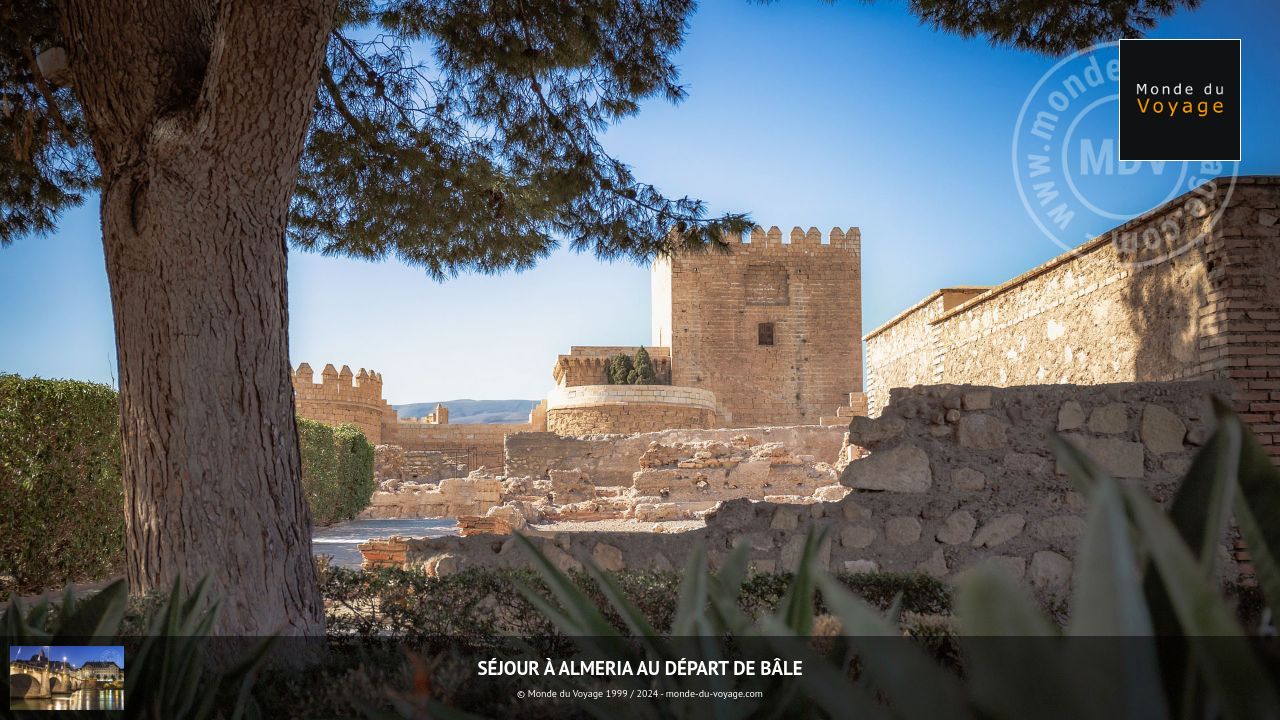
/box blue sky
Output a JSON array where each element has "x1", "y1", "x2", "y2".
[
  {"x1": 2, "y1": 0, "x2": 1277, "y2": 403},
  {"x1": 9, "y1": 645, "x2": 124, "y2": 669}
]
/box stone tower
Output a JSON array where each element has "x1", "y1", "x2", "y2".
[{"x1": 651, "y1": 226, "x2": 863, "y2": 427}]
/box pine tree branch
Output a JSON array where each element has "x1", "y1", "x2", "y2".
[
  {"x1": 320, "y1": 62, "x2": 388, "y2": 153},
  {"x1": 20, "y1": 42, "x2": 75, "y2": 148}
]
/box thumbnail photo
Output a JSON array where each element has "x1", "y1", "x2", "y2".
[{"x1": 8, "y1": 646, "x2": 124, "y2": 711}]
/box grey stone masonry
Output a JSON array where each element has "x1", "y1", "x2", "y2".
[{"x1": 397, "y1": 381, "x2": 1233, "y2": 602}]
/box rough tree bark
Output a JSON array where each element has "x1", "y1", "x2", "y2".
[{"x1": 62, "y1": 1, "x2": 337, "y2": 635}]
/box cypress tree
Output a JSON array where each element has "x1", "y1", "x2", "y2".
[
  {"x1": 629, "y1": 346, "x2": 657, "y2": 385},
  {"x1": 608, "y1": 353, "x2": 634, "y2": 385}
]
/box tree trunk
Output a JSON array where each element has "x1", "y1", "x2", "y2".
[{"x1": 63, "y1": 1, "x2": 337, "y2": 635}]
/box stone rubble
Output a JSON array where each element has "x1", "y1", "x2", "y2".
[{"x1": 359, "y1": 431, "x2": 860, "y2": 529}]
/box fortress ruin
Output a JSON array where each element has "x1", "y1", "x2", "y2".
[
  {"x1": 865, "y1": 176, "x2": 1280, "y2": 458},
  {"x1": 300, "y1": 176, "x2": 1278, "y2": 599},
  {"x1": 293, "y1": 224, "x2": 869, "y2": 471}
]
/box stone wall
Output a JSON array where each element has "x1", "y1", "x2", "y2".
[
  {"x1": 652, "y1": 226, "x2": 862, "y2": 427},
  {"x1": 395, "y1": 381, "x2": 1232, "y2": 600},
  {"x1": 360, "y1": 475, "x2": 502, "y2": 519},
  {"x1": 383, "y1": 421, "x2": 529, "y2": 470},
  {"x1": 292, "y1": 363, "x2": 393, "y2": 444},
  {"x1": 553, "y1": 346, "x2": 672, "y2": 387},
  {"x1": 864, "y1": 177, "x2": 1280, "y2": 459},
  {"x1": 293, "y1": 361, "x2": 543, "y2": 463},
  {"x1": 864, "y1": 288, "x2": 988, "y2": 416},
  {"x1": 505, "y1": 425, "x2": 847, "y2": 486},
  {"x1": 545, "y1": 385, "x2": 717, "y2": 435},
  {"x1": 375, "y1": 445, "x2": 469, "y2": 483}
]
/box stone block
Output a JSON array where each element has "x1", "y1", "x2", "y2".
[
  {"x1": 1087, "y1": 403, "x2": 1129, "y2": 434},
  {"x1": 1141, "y1": 404, "x2": 1186, "y2": 455},
  {"x1": 963, "y1": 391, "x2": 992, "y2": 411},
  {"x1": 1033, "y1": 514, "x2": 1085, "y2": 541},
  {"x1": 1163, "y1": 454, "x2": 1193, "y2": 476},
  {"x1": 421, "y1": 553, "x2": 460, "y2": 577},
  {"x1": 953, "y1": 467, "x2": 986, "y2": 491},
  {"x1": 1060, "y1": 436, "x2": 1145, "y2": 478},
  {"x1": 771, "y1": 507, "x2": 800, "y2": 530},
  {"x1": 972, "y1": 514, "x2": 1025, "y2": 548},
  {"x1": 917, "y1": 548, "x2": 948, "y2": 578},
  {"x1": 1003, "y1": 452, "x2": 1052, "y2": 477},
  {"x1": 634, "y1": 503, "x2": 681, "y2": 522},
  {"x1": 848, "y1": 415, "x2": 906, "y2": 445},
  {"x1": 1030, "y1": 551, "x2": 1072, "y2": 592},
  {"x1": 840, "y1": 525, "x2": 877, "y2": 549},
  {"x1": 1057, "y1": 401, "x2": 1085, "y2": 431},
  {"x1": 842, "y1": 443, "x2": 932, "y2": 492},
  {"x1": 843, "y1": 559, "x2": 880, "y2": 573},
  {"x1": 957, "y1": 414, "x2": 1008, "y2": 449},
  {"x1": 780, "y1": 532, "x2": 830, "y2": 572},
  {"x1": 591, "y1": 543, "x2": 625, "y2": 572},
  {"x1": 885, "y1": 516, "x2": 922, "y2": 545},
  {"x1": 813, "y1": 484, "x2": 852, "y2": 502},
  {"x1": 544, "y1": 544, "x2": 583, "y2": 574},
  {"x1": 744, "y1": 532, "x2": 775, "y2": 552},
  {"x1": 936, "y1": 510, "x2": 977, "y2": 545},
  {"x1": 841, "y1": 501, "x2": 872, "y2": 521}
]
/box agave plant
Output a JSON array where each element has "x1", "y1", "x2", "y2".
[
  {"x1": 366, "y1": 529, "x2": 837, "y2": 720},
  {"x1": 769, "y1": 398, "x2": 1280, "y2": 720},
  {"x1": 380, "y1": 399, "x2": 1280, "y2": 719},
  {"x1": 1, "y1": 576, "x2": 273, "y2": 720}
]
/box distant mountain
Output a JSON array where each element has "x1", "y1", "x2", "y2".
[{"x1": 394, "y1": 399, "x2": 539, "y2": 425}]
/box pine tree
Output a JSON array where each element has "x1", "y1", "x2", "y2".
[
  {"x1": 608, "y1": 353, "x2": 633, "y2": 385},
  {"x1": 628, "y1": 346, "x2": 657, "y2": 385},
  {"x1": 0, "y1": 0, "x2": 1196, "y2": 636},
  {"x1": 905, "y1": 0, "x2": 1200, "y2": 55},
  {"x1": 0, "y1": 0, "x2": 750, "y2": 637}
]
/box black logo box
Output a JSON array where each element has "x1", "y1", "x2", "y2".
[{"x1": 1119, "y1": 38, "x2": 1240, "y2": 162}]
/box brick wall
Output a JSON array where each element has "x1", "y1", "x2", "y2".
[
  {"x1": 1211, "y1": 180, "x2": 1280, "y2": 457},
  {"x1": 864, "y1": 176, "x2": 1280, "y2": 456},
  {"x1": 652, "y1": 226, "x2": 862, "y2": 427}
]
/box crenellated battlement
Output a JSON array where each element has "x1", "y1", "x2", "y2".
[
  {"x1": 729, "y1": 225, "x2": 860, "y2": 250},
  {"x1": 653, "y1": 222, "x2": 863, "y2": 427},
  {"x1": 291, "y1": 362, "x2": 392, "y2": 442},
  {"x1": 293, "y1": 362, "x2": 385, "y2": 400},
  {"x1": 552, "y1": 346, "x2": 673, "y2": 387}
]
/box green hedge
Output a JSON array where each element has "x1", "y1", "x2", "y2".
[
  {"x1": 299, "y1": 419, "x2": 375, "y2": 525},
  {"x1": 0, "y1": 374, "x2": 374, "y2": 594},
  {"x1": 333, "y1": 423, "x2": 376, "y2": 518},
  {"x1": 0, "y1": 374, "x2": 124, "y2": 594}
]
